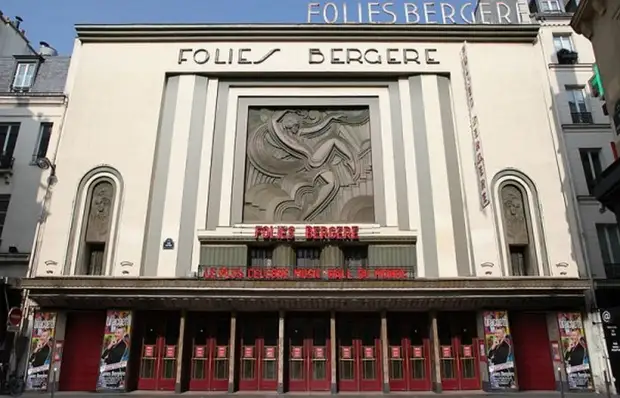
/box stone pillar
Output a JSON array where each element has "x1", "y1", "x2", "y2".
[
  {"x1": 175, "y1": 310, "x2": 187, "y2": 393},
  {"x1": 227, "y1": 312, "x2": 237, "y2": 393},
  {"x1": 429, "y1": 311, "x2": 442, "y2": 393},
  {"x1": 321, "y1": 245, "x2": 344, "y2": 269},
  {"x1": 380, "y1": 310, "x2": 390, "y2": 393},
  {"x1": 273, "y1": 245, "x2": 295, "y2": 267},
  {"x1": 277, "y1": 311, "x2": 285, "y2": 394},
  {"x1": 330, "y1": 311, "x2": 337, "y2": 394}
]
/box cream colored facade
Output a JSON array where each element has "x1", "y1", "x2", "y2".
[
  {"x1": 35, "y1": 26, "x2": 583, "y2": 280},
  {"x1": 21, "y1": 23, "x2": 616, "y2": 394}
]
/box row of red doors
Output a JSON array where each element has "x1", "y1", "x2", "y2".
[{"x1": 134, "y1": 313, "x2": 481, "y2": 392}]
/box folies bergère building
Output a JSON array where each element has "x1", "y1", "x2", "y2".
[{"x1": 18, "y1": 20, "x2": 609, "y2": 395}]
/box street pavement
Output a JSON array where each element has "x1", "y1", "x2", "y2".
[{"x1": 19, "y1": 393, "x2": 620, "y2": 398}]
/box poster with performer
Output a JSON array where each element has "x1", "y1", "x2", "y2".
[
  {"x1": 557, "y1": 312, "x2": 593, "y2": 390},
  {"x1": 97, "y1": 310, "x2": 132, "y2": 391},
  {"x1": 483, "y1": 311, "x2": 517, "y2": 390},
  {"x1": 26, "y1": 312, "x2": 57, "y2": 391}
]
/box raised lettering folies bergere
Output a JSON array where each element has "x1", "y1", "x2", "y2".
[{"x1": 243, "y1": 108, "x2": 374, "y2": 223}]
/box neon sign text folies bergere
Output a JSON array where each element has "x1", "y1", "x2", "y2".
[
  {"x1": 254, "y1": 225, "x2": 360, "y2": 241},
  {"x1": 307, "y1": 1, "x2": 521, "y2": 25}
]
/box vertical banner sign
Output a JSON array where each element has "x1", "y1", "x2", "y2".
[
  {"x1": 557, "y1": 313, "x2": 593, "y2": 390},
  {"x1": 461, "y1": 43, "x2": 490, "y2": 209},
  {"x1": 26, "y1": 312, "x2": 57, "y2": 391},
  {"x1": 97, "y1": 310, "x2": 132, "y2": 391},
  {"x1": 483, "y1": 311, "x2": 517, "y2": 389}
]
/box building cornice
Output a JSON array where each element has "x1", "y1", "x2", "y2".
[
  {"x1": 0, "y1": 94, "x2": 67, "y2": 106},
  {"x1": 75, "y1": 24, "x2": 541, "y2": 44},
  {"x1": 570, "y1": 0, "x2": 606, "y2": 38}
]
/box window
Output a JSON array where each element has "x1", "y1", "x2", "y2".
[
  {"x1": 295, "y1": 247, "x2": 321, "y2": 268},
  {"x1": 0, "y1": 124, "x2": 19, "y2": 167},
  {"x1": 539, "y1": 0, "x2": 563, "y2": 12},
  {"x1": 509, "y1": 245, "x2": 528, "y2": 276},
  {"x1": 12, "y1": 62, "x2": 37, "y2": 91},
  {"x1": 553, "y1": 34, "x2": 575, "y2": 52},
  {"x1": 0, "y1": 195, "x2": 9, "y2": 240},
  {"x1": 343, "y1": 246, "x2": 369, "y2": 268},
  {"x1": 33, "y1": 122, "x2": 52, "y2": 162},
  {"x1": 579, "y1": 148, "x2": 603, "y2": 194},
  {"x1": 248, "y1": 247, "x2": 273, "y2": 267},
  {"x1": 596, "y1": 224, "x2": 620, "y2": 278},
  {"x1": 566, "y1": 87, "x2": 592, "y2": 123}
]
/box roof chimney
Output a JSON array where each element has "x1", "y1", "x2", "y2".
[
  {"x1": 14, "y1": 16, "x2": 22, "y2": 29},
  {"x1": 39, "y1": 41, "x2": 58, "y2": 57}
]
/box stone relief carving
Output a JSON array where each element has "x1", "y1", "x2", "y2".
[
  {"x1": 501, "y1": 184, "x2": 529, "y2": 245},
  {"x1": 84, "y1": 181, "x2": 114, "y2": 243},
  {"x1": 243, "y1": 107, "x2": 375, "y2": 223}
]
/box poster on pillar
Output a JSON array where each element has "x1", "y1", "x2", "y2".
[
  {"x1": 557, "y1": 312, "x2": 593, "y2": 390},
  {"x1": 97, "y1": 310, "x2": 132, "y2": 391},
  {"x1": 26, "y1": 312, "x2": 57, "y2": 391},
  {"x1": 483, "y1": 311, "x2": 517, "y2": 390}
]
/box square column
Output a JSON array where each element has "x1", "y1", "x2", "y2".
[
  {"x1": 277, "y1": 311, "x2": 285, "y2": 394},
  {"x1": 381, "y1": 311, "x2": 390, "y2": 393},
  {"x1": 175, "y1": 310, "x2": 187, "y2": 393},
  {"x1": 330, "y1": 311, "x2": 337, "y2": 394},
  {"x1": 227, "y1": 312, "x2": 237, "y2": 393},
  {"x1": 429, "y1": 311, "x2": 442, "y2": 393}
]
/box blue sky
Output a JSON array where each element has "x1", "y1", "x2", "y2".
[{"x1": 2, "y1": 0, "x2": 481, "y2": 55}]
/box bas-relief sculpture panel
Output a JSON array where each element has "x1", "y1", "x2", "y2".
[
  {"x1": 501, "y1": 184, "x2": 529, "y2": 245},
  {"x1": 243, "y1": 107, "x2": 375, "y2": 223}
]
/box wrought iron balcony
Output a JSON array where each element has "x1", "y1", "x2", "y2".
[
  {"x1": 571, "y1": 111, "x2": 593, "y2": 124},
  {"x1": 557, "y1": 49, "x2": 579, "y2": 65},
  {"x1": 199, "y1": 265, "x2": 417, "y2": 281},
  {"x1": 0, "y1": 154, "x2": 14, "y2": 171}
]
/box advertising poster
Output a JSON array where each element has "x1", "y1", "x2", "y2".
[
  {"x1": 97, "y1": 310, "x2": 132, "y2": 391},
  {"x1": 26, "y1": 312, "x2": 57, "y2": 391},
  {"x1": 483, "y1": 311, "x2": 517, "y2": 390},
  {"x1": 557, "y1": 312, "x2": 593, "y2": 390}
]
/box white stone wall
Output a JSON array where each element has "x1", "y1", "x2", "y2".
[{"x1": 34, "y1": 37, "x2": 582, "y2": 279}]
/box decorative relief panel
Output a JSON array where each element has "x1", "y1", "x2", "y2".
[
  {"x1": 501, "y1": 184, "x2": 529, "y2": 245},
  {"x1": 243, "y1": 107, "x2": 375, "y2": 223},
  {"x1": 84, "y1": 181, "x2": 113, "y2": 243}
]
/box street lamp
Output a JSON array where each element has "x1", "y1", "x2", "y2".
[{"x1": 35, "y1": 157, "x2": 56, "y2": 185}]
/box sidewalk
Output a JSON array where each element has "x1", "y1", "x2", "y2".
[{"x1": 19, "y1": 393, "x2": 620, "y2": 398}]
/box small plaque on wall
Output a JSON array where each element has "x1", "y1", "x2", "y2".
[{"x1": 162, "y1": 238, "x2": 175, "y2": 250}]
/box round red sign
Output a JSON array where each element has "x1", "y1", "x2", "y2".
[{"x1": 7, "y1": 307, "x2": 22, "y2": 327}]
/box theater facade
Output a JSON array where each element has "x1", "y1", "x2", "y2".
[{"x1": 19, "y1": 23, "x2": 605, "y2": 394}]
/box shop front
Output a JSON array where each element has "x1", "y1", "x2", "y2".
[{"x1": 18, "y1": 277, "x2": 594, "y2": 394}]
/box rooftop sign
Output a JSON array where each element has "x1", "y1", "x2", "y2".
[{"x1": 307, "y1": 0, "x2": 522, "y2": 25}]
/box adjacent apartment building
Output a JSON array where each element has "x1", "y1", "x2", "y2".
[
  {"x1": 18, "y1": 0, "x2": 620, "y2": 391},
  {"x1": 0, "y1": 9, "x2": 69, "y2": 366},
  {"x1": 571, "y1": 0, "x2": 620, "y2": 392}
]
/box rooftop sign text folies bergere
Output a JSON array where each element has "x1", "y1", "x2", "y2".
[{"x1": 307, "y1": 0, "x2": 521, "y2": 25}]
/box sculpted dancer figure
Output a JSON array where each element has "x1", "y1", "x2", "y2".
[{"x1": 270, "y1": 110, "x2": 360, "y2": 220}]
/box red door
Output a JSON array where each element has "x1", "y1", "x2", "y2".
[
  {"x1": 511, "y1": 312, "x2": 555, "y2": 390},
  {"x1": 338, "y1": 314, "x2": 382, "y2": 392},
  {"x1": 137, "y1": 313, "x2": 179, "y2": 391},
  {"x1": 189, "y1": 313, "x2": 230, "y2": 391},
  {"x1": 238, "y1": 313, "x2": 278, "y2": 391},
  {"x1": 287, "y1": 314, "x2": 330, "y2": 392},
  {"x1": 59, "y1": 311, "x2": 106, "y2": 391},
  {"x1": 439, "y1": 312, "x2": 480, "y2": 391},
  {"x1": 387, "y1": 314, "x2": 432, "y2": 391}
]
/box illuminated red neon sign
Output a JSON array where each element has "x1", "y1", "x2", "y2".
[
  {"x1": 202, "y1": 266, "x2": 408, "y2": 280},
  {"x1": 254, "y1": 225, "x2": 360, "y2": 241}
]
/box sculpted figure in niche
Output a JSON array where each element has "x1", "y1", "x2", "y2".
[
  {"x1": 243, "y1": 108, "x2": 374, "y2": 223},
  {"x1": 501, "y1": 184, "x2": 529, "y2": 245},
  {"x1": 84, "y1": 181, "x2": 114, "y2": 243}
]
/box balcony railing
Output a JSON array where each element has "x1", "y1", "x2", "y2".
[
  {"x1": 199, "y1": 265, "x2": 417, "y2": 281},
  {"x1": 571, "y1": 112, "x2": 593, "y2": 124},
  {"x1": 604, "y1": 263, "x2": 620, "y2": 279}
]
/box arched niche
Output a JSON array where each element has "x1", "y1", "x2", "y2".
[
  {"x1": 64, "y1": 166, "x2": 124, "y2": 276},
  {"x1": 491, "y1": 169, "x2": 550, "y2": 277}
]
